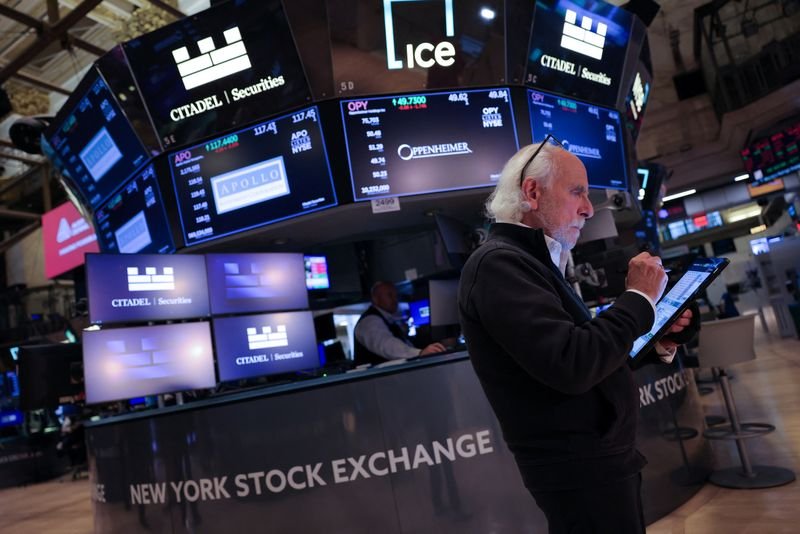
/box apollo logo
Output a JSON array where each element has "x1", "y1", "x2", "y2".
[
  {"x1": 171, "y1": 26, "x2": 251, "y2": 91},
  {"x1": 115, "y1": 211, "x2": 152, "y2": 254},
  {"x1": 247, "y1": 325, "x2": 289, "y2": 350},
  {"x1": 560, "y1": 9, "x2": 607, "y2": 60},
  {"x1": 210, "y1": 156, "x2": 289, "y2": 215},
  {"x1": 384, "y1": 0, "x2": 456, "y2": 70},
  {"x1": 80, "y1": 126, "x2": 122, "y2": 181},
  {"x1": 127, "y1": 266, "x2": 175, "y2": 292}
]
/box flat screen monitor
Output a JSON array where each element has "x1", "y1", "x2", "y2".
[
  {"x1": 122, "y1": 0, "x2": 311, "y2": 149},
  {"x1": 93, "y1": 164, "x2": 175, "y2": 254},
  {"x1": 86, "y1": 253, "x2": 210, "y2": 325},
  {"x1": 213, "y1": 310, "x2": 319, "y2": 381},
  {"x1": 527, "y1": 89, "x2": 628, "y2": 190},
  {"x1": 409, "y1": 299, "x2": 431, "y2": 326},
  {"x1": 2, "y1": 371, "x2": 20, "y2": 398},
  {"x1": 313, "y1": 313, "x2": 337, "y2": 341},
  {"x1": 750, "y1": 237, "x2": 769, "y2": 255},
  {"x1": 0, "y1": 409, "x2": 23, "y2": 428},
  {"x1": 82, "y1": 322, "x2": 216, "y2": 404},
  {"x1": 740, "y1": 121, "x2": 800, "y2": 184},
  {"x1": 169, "y1": 105, "x2": 337, "y2": 246},
  {"x1": 429, "y1": 279, "x2": 459, "y2": 326},
  {"x1": 327, "y1": 0, "x2": 505, "y2": 97},
  {"x1": 206, "y1": 253, "x2": 309, "y2": 315},
  {"x1": 41, "y1": 201, "x2": 99, "y2": 279},
  {"x1": 304, "y1": 255, "x2": 330, "y2": 290},
  {"x1": 624, "y1": 61, "x2": 652, "y2": 141},
  {"x1": 17, "y1": 344, "x2": 84, "y2": 410},
  {"x1": 341, "y1": 88, "x2": 519, "y2": 201},
  {"x1": 525, "y1": 0, "x2": 634, "y2": 107},
  {"x1": 45, "y1": 68, "x2": 150, "y2": 208}
]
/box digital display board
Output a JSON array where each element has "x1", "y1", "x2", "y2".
[
  {"x1": 86, "y1": 254, "x2": 210, "y2": 325},
  {"x1": 624, "y1": 64, "x2": 651, "y2": 142},
  {"x1": 123, "y1": 0, "x2": 310, "y2": 149},
  {"x1": 46, "y1": 69, "x2": 150, "y2": 207},
  {"x1": 93, "y1": 165, "x2": 175, "y2": 254},
  {"x1": 328, "y1": 0, "x2": 505, "y2": 97},
  {"x1": 525, "y1": 0, "x2": 633, "y2": 107},
  {"x1": 206, "y1": 253, "x2": 309, "y2": 315},
  {"x1": 169, "y1": 106, "x2": 336, "y2": 246},
  {"x1": 213, "y1": 311, "x2": 319, "y2": 381},
  {"x1": 41, "y1": 201, "x2": 99, "y2": 279},
  {"x1": 304, "y1": 255, "x2": 329, "y2": 290},
  {"x1": 83, "y1": 322, "x2": 216, "y2": 404},
  {"x1": 740, "y1": 121, "x2": 800, "y2": 184},
  {"x1": 528, "y1": 89, "x2": 628, "y2": 190},
  {"x1": 409, "y1": 299, "x2": 431, "y2": 326},
  {"x1": 341, "y1": 88, "x2": 519, "y2": 201}
]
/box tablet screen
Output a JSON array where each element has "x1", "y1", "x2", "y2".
[{"x1": 629, "y1": 258, "x2": 728, "y2": 358}]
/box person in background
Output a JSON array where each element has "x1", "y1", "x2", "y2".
[
  {"x1": 458, "y1": 137, "x2": 694, "y2": 534},
  {"x1": 353, "y1": 281, "x2": 446, "y2": 365}
]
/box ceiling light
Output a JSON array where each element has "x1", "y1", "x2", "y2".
[
  {"x1": 750, "y1": 224, "x2": 767, "y2": 234},
  {"x1": 734, "y1": 174, "x2": 750, "y2": 182},
  {"x1": 480, "y1": 7, "x2": 495, "y2": 20},
  {"x1": 662, "y1": 189, "x2": 696, "y2": 202}
]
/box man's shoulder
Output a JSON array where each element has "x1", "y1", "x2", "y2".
[{"x1": 465, "y1": 237, "x2": 548, "y2": 273}]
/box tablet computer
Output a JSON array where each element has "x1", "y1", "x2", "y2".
[{"x1": 629, "y1": 257, "x2": 729, "y2": 359}]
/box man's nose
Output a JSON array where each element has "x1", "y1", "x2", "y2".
[{"x1": 581, "y1": 196, "x2": 594, "y2": 219}]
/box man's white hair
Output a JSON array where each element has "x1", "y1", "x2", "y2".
[{"x1": 485, "y1": 140, "x2": 562, "y2": 222}]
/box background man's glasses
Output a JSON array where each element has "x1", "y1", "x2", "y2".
[{"x1": 519, "y1": 134, "x2": 565, "y2": 187}]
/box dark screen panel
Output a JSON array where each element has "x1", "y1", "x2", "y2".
[
  {"x1": 328, "y1": 0, "x2": 505, "y2": 97},
  {"x1": 46, "y1": 69, "x2": 150, "y2": 208},
  {"x1": 213, "y1": 311, "x2": 319, "y2": 381},
  {"x1": 527, "y1": 89, "x2": 628, "y2": 190},
  {"x1": 123, "y1": 0, "x2": 311, "y2": 149},
  {"x1": 93, "y1": 164, "x2": 175, "y2": 254},
  {"x1": 525, "y1": 0, "x2": 633, "y2": 107},
  {"x1": 18, "y1": 344, "x2": 84, "y2": 410},
  {"x1": 86, "y1": 253, "x2": 210, "y2": 325},
  {"x1": 169, "y1": 105, "x2": 336, "y2": 246},
  {"x1": 341, "y1": 88, "x2": 519, "y2": 201}
]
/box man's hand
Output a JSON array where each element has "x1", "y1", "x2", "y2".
[
  {"x1": 420, "y1": 342, "x2": 447, "y2": 356},
  {"x1": 659, "y1": 309, "x2": 693, "y2": 351},
  {"x1": 626, "y1": 252, "x2": 668, "y2": 303}
]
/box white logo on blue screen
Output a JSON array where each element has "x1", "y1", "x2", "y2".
[
  {"x1": 104, "y1": 338, "x2": 176, "y2": 380},
  {"x1": 172, "y1": 26, "x2": 251, "y2": 91},
  {"x1": 210, "y1": 156, "x2": 289, "y2": 214},
  {"x1": 397, "y1": 142, "x2": 472, "y2": 160},
  {"x1": 115, "y1": 211, "x2": 152, "y2": 254},
  {"x1": 562, "y1": 140, "x2": 601, "y2": 160},
  {"x1": 247, "y1": 325, "x2": 288, "y2": 350},
  {"x1": 383, "y1": 0, "x2": 456, "y2": 70},
  {"x1": 481, "y1": 107, "x2": 503, "y2": 128},
  {"x1": 561, "y1": 9, "x2": 607, "y2": 60},
  {"x1": 80, "y1": 127, "x2": 122, "y2": 182},
  {"x1": 127, "y1": 267, "x2": 175, "y2": 291}
]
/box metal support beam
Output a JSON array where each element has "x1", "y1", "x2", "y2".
[
  {"x1": 147, "y1": 0, "x2": 185, "y2": 19},
  {"x1": 42, "y1": 163, "x2": 52, "y2": 212},
  {"x1": 0, "y1": 208, "x2": 41, "y2": 221},
  {"x1": 11, "y1": 71, "x2": 71, "y2": 95},
  {"x1": 71, "y1": 36, "x2": 105, "y2": 56},
  {"x1": 0, "y1": 0, "x2": 104, "y2": 85},
  {"x1": 0, "y1": 152, "x2": 45, "y2": 166},
  {"x1": 0, "y1": 5, "x2": 44, "y2": 32},
  {"x1": 0, "y1": 221, "x2": 41, "y2": 254},
  {"x1": 47, "y1": 0, "x2": 61, "y2": 24}
]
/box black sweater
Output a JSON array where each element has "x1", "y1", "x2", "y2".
[{"x1": 458, "y1": 223, "x2": 655, "y2": 491}]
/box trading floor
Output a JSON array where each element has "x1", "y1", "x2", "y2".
[{"x1": 1, "y1": 313, "x2": 798, "y2": 534}]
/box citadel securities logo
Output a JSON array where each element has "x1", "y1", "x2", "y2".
[
  {"x1": 172, "y1": 27, "x2": 251, "y2": 91},
  {"x1": 246, "y1": 324, "x2": 289, "y2": 351},
  {"x1": 127, "y1": 267, "x2": 176, "y2": 291},
  {"x1": 397, "y1": 142, "x2": 472, "y2": 160},
  {"x1": 560, "y1": 9, "x2": 607, "y2": 60},
  {"x1": 104, "y1": 337, "x2": 176, "y2": 380},
  {"x1": 384, "y1": 0, "x2": 456, "y2": 70},
  {"x1": 221, "y1": 261, "x2": 275, "y2": 299}
]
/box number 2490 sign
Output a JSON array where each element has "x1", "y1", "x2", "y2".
[{"x1": 371, "y1": 197, "x2": 401, "y2": 214}]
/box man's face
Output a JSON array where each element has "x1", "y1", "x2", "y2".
[
  {"x1": 525, "y1": 152, "x2": 594, "y2": 249},
  {"x1": 373, "y1": 284, "x2": 399, "y2": 314}
]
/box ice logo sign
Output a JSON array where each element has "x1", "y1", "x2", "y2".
[
  {"x1": 561, "y1": 9, "x2": 607, "y2": 60},
  {"x1": 383, "y1": 0, "x2": 456, "y2": 70},
  {"x1": 127, "y1": 267, "x2": 175, "y2": 291},
  {"x1": 247, "y1": 325, "x2": 289, "y2": 350},
  {"x1": 171, "y1": 26, "x2": 251, "y2": 91}
]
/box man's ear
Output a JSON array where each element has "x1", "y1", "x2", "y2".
[{"x1": 523, "y1": 179, "x2": 540, "y2": 210}]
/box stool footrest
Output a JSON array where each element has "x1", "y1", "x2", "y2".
[
  {"x1": 703, "y1": 422, "x2": 775, "y2": 440},
  {"x1": 709, "y1": 465, "x2": 795, "y2": 489}
]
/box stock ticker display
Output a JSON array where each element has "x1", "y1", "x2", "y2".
[
  {"x1": 740, "y1": 121, "x2": 800, "y2": 184},
  {"x1": 169, "y1": 106, "x2": 337, "y2": 246},
  {"x1": 341, "y1": 88, "x2": 519, "y2": 201}
]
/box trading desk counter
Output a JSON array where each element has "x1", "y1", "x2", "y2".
[{"x1": 86, "y1": 352, "x2": 711, "y2": 533}]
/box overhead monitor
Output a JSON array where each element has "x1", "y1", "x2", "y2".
[
  {"x1": 740, "y1": 121, "x2": 800, "y2": 184},
  {"x1": 624, "y1": 61, "x2": 652, "y2": 142},
  {"x1": 86, "y1": 253, "x2": 210, "y2": 325},
  {"x1": 169, "y1": 105, "x2": 337, "y2": 246},
  {"x1": 17, "y1": 344, "x2": 84, "y2": 410},
  {"x1": 409, "y1": 299, "x2": 431, "y2": 326},
  {"x1": 93, "y1": 164, "x2": 175, "y2": 254},
  {"x1": 429, "y1": 279, "x2": 459, "y2": 326},
  {"x1": 45, "y1": 68, "x2": 150, "y2": 208},
  {"x1": 206, "y1": 253, "x2": 309, "y2": 315},
  {"x1": 527, "y1": 89, "x2": 628, "y2": 190},
  {"x1": 341, "y1": 88, "x2": 519, "y2": 201},
  {"x1": 213, "y1": 310, "x2": 319, "y2": 381},
  {"x1": 525, "y1": 0, "x2": 634, "y2": 107},
  {"x1": 83, "y1": 322, "x2": 216, "y2": 404},
  {"x1": 41, "y1": 201, "x2": 99, "y2": 279},
  {"x1": 327, "y1": 0, "x2": 505, "y2": 97},
  {"x1": 122, "y1": 0, "x2": 311, "y2": 149},
  {"x1": 304, "y1": 255, "x2": 329, "y2": 290}
]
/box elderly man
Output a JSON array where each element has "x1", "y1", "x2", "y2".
[
  {"x1": 353, "y1": 281, "x2": 447, "y2": 365},
  {"x1": 458, "y1": 137, "x2": 692, "y2": 533}
]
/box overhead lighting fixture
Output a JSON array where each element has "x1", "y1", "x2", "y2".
[
  {"x1": 662, "y1": 189, "x2": 696, "y2": 202},
  {"x1": 750, "y1": 224, "x2": 767, "y2": 234},
  {"x1": 734, "y1": 174, "x2": 750, "y2": 182},
  {"x1": 480, "y1": 7, "x2": 496, "y2": 20}
]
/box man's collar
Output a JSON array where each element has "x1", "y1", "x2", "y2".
[{"x1": 496, "y1": 220, "x2": 567, "y2": 275}]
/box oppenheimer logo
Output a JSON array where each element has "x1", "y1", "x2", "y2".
[
  {"x1": 384, "y1": 0, "x2": 456, "y2": 70},
  {"x1": 563, "y1": 141, "x2": 602, "y2": 159},
  {"x1": 397, "y1": 142, "x2": 472, "y2": 160},
  {"x1": 561, "y1": 9, "x2": 607, "y2": 60},
  {"x1": 172, "y1": 26, "x2": 251, "y2": 90}
]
